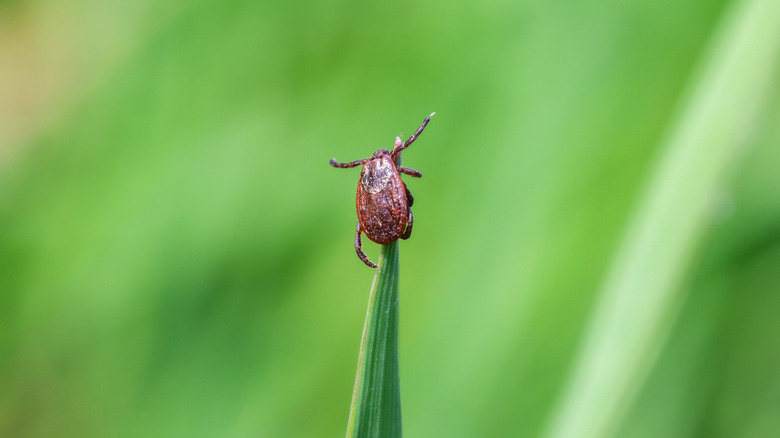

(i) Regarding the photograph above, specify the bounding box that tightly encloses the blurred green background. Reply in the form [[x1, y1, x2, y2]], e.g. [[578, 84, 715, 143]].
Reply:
[[2, 0, 780, 436]]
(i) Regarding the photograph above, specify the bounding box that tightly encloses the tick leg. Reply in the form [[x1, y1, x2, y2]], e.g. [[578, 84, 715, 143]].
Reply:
[[391, 112, 435, 160], [401, 186, 414, 240], [398, 167, 422, 178], [401, 208, 414, 240], [331, 158, 368, 168], [355, 223, 377, 268]]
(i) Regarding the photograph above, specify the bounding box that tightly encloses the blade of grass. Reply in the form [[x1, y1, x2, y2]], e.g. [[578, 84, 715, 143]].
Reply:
[[346, 240, 402, 438], [544, 0, 780, 437]]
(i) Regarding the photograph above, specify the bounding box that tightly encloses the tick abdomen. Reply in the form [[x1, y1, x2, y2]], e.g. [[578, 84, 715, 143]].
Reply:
[[357, 157, 408, 244]]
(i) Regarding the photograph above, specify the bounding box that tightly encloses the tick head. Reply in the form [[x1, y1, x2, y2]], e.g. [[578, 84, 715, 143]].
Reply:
[[372, 149, 391, 159]]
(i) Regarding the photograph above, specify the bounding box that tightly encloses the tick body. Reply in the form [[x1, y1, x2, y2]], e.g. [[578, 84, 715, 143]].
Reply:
[[330, 113, 434, 268]]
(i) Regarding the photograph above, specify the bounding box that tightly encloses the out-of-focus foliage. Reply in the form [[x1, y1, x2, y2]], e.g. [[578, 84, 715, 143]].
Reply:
[[1, 0, 779, 437]]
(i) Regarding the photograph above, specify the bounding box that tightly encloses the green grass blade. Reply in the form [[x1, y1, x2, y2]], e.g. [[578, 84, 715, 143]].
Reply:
[[346, 241, 402, 438], [544, 0, 780, 437]]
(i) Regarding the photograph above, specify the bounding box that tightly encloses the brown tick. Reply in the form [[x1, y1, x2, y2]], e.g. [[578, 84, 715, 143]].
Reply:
[[330, 113, 434, 268]]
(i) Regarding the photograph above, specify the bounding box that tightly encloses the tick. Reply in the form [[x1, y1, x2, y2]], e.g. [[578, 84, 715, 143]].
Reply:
[[330, 112, 435, 268]]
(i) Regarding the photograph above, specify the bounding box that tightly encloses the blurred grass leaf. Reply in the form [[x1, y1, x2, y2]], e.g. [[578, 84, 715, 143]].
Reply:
[[544, 0, 780, 436]]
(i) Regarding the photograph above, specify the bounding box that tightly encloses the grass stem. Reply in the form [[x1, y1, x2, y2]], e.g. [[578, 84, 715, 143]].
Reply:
[[346, 241, 402, 438]]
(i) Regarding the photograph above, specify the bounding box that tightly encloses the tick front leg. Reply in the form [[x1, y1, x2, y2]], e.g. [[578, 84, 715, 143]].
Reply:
[[398, 167, 422, 178], [391, 112, 435, 159], [355, 223, 377, 268], [331, 158, 367, 168]]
